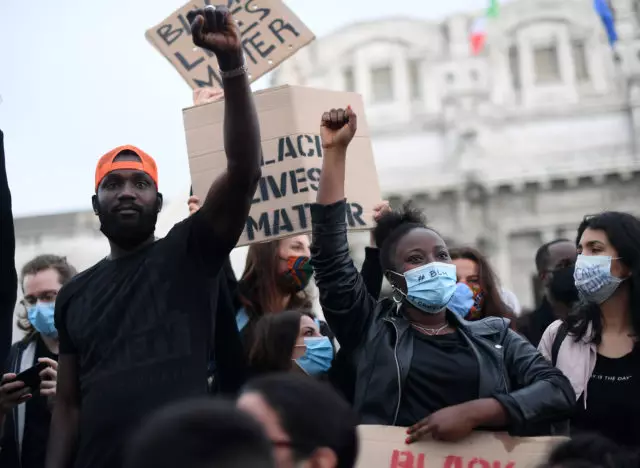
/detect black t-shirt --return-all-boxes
[21,337,58,468]
[572,350,640,448]
[396,329,479,427]
[55,213,230,468]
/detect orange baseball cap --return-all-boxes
[95,145,159,191]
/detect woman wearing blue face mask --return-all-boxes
[0,254,77,468]
[311,107,574,443]
[539,212,640,448]
[248,310,333,378]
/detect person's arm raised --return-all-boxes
[311,108,376,350]
[187,6,262,249]
[0,130,17,368]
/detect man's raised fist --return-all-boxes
[187,5,243,68]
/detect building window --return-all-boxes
[408,59,422,99]
[371,65,394,102]
[534,45,561,84]
[509,45,521,91]
[572,41,589,82]
[343,67,355,92]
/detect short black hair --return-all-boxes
[373,202,432,272]
[542,433,639,468]
[20,254,77,291]
[243,373,358,468]
[535,239,571,273]
[124,398,275,468]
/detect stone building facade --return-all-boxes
[270,0,640,310]
[10,0,640,342]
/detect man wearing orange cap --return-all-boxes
[46,6,261,468]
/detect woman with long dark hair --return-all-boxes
[539,211,640,447]
[236,236,315,342]
[249,310,333,377]
[448,247,517,325]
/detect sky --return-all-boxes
[0,0,492,217]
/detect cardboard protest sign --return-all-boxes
[183,85,382,246]
[146,0,315,89]
[356,425,566,468]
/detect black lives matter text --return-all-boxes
[245,202,367,242]
[155,0,302,88]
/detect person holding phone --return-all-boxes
[0,254,77,468]
[310,106,574,441]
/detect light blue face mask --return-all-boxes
[447,282,475,319]
[574,254,625,304]
[27,302,58,338]
[395,262,457,314]
[295,336,333,376]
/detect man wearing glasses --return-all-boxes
[0,255,77,468]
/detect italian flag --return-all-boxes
[470,0,499,55]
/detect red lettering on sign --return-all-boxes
[443,456,462,468]
[390,450,426,468]
[468,459,491,468]
[442,456,517,468]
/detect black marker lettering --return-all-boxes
[297,134,315,157]
[157,24,183,46]
[245,0,270,20]
[175,52,205,71]
[273,209,294,236]
[244,31,276,60]
[291,204,310,229]
[268,19,300,44]
[193,65,223,88]
[294,168,308,193]
[346,203,366,227]
[307,167,322,191]
[246,211,272,241]
[278,136,297,161]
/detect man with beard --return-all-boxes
[45,6,261,468]
[518,239,579,346]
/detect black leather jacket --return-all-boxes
[311,201,574,431]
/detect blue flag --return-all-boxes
[594,0,618,46]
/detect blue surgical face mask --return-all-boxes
[448,282,475,319]
[574,254,625,304]
[27,302,58,338]
[294,336,333,376]
[394,262,457,314]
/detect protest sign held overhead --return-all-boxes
[146,0,315,89]
[183,85,382,246]
[356,426,566,468]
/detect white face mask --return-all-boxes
[574,254,625,304]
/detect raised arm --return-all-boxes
[0,130,17,368]
[311,108,376,350]
[187,6,261,248]
[359,202,390,300]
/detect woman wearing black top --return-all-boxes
[539,212,640,448]
[311,106,574,442]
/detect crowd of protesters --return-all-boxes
[0,5,639,468]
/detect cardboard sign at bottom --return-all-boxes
[356,426,566,468]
